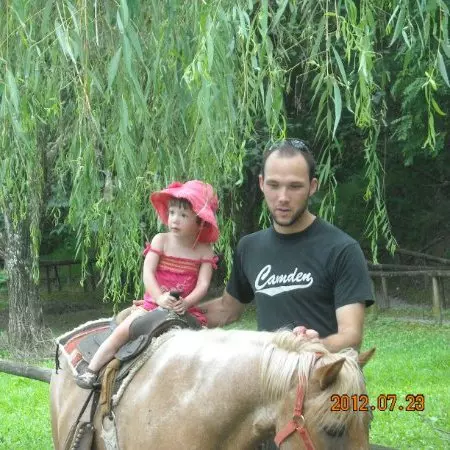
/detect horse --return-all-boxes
[50,327,375,449]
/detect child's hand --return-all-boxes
[132,299,144,307]
[157,292,177,309]
[172,298,187,315]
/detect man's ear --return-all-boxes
[309,177,318,196]
[259,174,264,192]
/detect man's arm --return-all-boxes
[320,302,365,351]
[201,289,246,328]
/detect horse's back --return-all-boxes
[112,328,265,449]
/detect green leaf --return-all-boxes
[120,0,129,28]
[431,98,446,116]
[442,40,450,59]
[332,79,342,137]
[127,27,144,63]
[259,0,268,37]
[123,35,132,76]
[437,51,450,87]
[332,47,348,85]
[54,20,76,65]
[389,3,406,47]
[108,47,122,90]
[6,68,19,114]
[311,16,326,59]
[116,10,124,34]
[206,18,214,71]
[265,82,273,125]
[271,0,288,29]
[437,0,449,14]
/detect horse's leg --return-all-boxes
[88,309,146,373]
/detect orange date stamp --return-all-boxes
[330,394,425,412]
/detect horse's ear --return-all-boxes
[358,347,376,368]
[314,358,346,390]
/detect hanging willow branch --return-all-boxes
[1,0,448,304]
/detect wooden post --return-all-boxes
[89,261,96,290]
[370,278,379,318]
[431,276,443,324]
[381,276,389,308]
[46,265,51,293]
[54,264,61,290]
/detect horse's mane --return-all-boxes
[261,330,366,430]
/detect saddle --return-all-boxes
[76,308,201,383]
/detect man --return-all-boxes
[204,138,374,352]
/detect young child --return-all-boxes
[76,180,219,389]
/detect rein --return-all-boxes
[274,352,323,449]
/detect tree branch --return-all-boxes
[0,359,52,383]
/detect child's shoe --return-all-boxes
[75,369,98,389]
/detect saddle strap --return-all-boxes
[64,390,100,450]
[100,358,121,419]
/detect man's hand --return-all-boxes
[293,326,320,340]
[202,290,245,327]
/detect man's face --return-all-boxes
[259,151,318,231]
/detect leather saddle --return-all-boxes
[76,308,201,382]
[64,308,201,450]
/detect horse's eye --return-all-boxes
[323,424,345,438]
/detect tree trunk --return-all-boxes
[3,211,44,349]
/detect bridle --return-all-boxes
[274,353,323,449]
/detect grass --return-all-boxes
[363,316,449,449]
[0,292,449,449]
[0,371,52,449]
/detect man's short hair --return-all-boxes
[261,139,316,181]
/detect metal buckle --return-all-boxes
[292,414,305,429]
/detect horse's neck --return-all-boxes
[153,329,279,448]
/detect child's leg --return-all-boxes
[87,308,147,373]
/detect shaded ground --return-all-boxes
[1,276,448,340]
[0,281,226,343]
[0,283,114,354]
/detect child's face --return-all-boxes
[167,204,200,239]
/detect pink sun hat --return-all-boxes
[150,180,219,243]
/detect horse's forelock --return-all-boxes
[260,331,329,401]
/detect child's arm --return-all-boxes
[178,261,213,311]
[143,234,177,309]
[173,246,215,314]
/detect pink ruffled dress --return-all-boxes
[142,244,218,326]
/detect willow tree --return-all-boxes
[1,0,448,348]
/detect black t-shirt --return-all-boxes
[226,218,374,336]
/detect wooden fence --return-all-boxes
[368,248,450,324]
[40,259,97,293]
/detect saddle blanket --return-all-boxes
[56,318,114,376]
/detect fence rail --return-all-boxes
[368,263,449,323]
